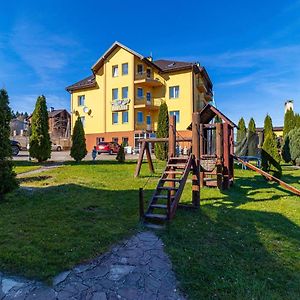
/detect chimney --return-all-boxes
[50,107,54,112]
[284,100,294,114]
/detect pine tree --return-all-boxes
[154,101,169,160]
[283,108,295,137]
[281,134,291,163]
[294,113,300,128]
[289,128,300,165]
[237,117,247,143]
[0,89,18,199]
[261,115,281,178]
[247,118,258,156]
[29,95,51,162]
[70,117,87,162]
[116,144,125,163]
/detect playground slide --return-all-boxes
[233,155,300,197]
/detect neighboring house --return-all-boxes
[256,126,284,139]
[28,108,71,139]
[10,118,29,136]
[66,41,213,150]
[48,108,71,138]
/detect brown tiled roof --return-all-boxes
[48,109,70,118]
[66,75,96,92]
[153,59,194,72]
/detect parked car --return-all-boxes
[51,143,63,151]
[11,140,21,156]
[96,142,120,155]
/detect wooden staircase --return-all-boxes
[143,155,193,226]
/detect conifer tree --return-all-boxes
[261,115,281,178]
[70,117,87,162]
[294,113,300,128]
[281,134,291,163]
[29,95,51,162]
[289,128,300,165]
[237,117,247,143]
[283,108,295,137]
[0,89,18,199]
[247,118,258,156]
[154,101,169,160]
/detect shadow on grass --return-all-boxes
[161,174,300,299]
[18,175,52,184]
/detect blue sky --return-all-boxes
[1,0,300,126]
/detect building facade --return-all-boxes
[66,41,213,150]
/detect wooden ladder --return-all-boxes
[143,155,193,225]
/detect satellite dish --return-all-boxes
[83,106,89,114]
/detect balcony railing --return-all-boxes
[134,72,163,87]
[134,97,161,108]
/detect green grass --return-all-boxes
[13,161,42,174]
[0,160,299,299]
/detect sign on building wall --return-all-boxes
[111,99,130,111]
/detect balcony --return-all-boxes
[134,72,163,87]
[135,122,157,132]
[134,97,161,110]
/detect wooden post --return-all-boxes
[223,123,230,189]
[192,112,200,207]
[139,188,144,221]
[145,142,154,174]
[229,127,234,185]
[169,115,176,158]
[216,123,223,190]
[134,141,146,177]
[167,190,171,220]
[199,123,204,188]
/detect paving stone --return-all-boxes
[0,231,184,299]
[108,265,135,281]
[53,270,71,286]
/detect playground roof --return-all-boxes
[187,104,238,130]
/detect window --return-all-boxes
[96,137,105,144]
[137,111,144,124]
[112,137,118,143]
[122,111,128,123]
[122,63,128,75]
[146,68,151,78]
[137,87,144,99]
[169,86,180,99]
[170,111,180,123]
[122,87,128,99]
[122,137,129,146]
[137,64,143,75]
[112,88,118,100]
[146,115,151,125]
[146,92,151,103]
[112,112,118,124]
[80,116,85,127]
[112,65,118,77]
[78,95,85,106]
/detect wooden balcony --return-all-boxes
[196,81,207,93]
[134,72,163,87]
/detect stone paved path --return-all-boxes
[0,232,185,300]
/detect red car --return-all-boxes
[96,142,120,155]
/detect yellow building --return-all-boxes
[66,41,213,150]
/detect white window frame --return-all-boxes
[170,110,180,123]
[112,65,118,77]
[112,88,118,100]
[112,112,118,124]
[122,87,128,99]
[122,111,129,124]
[122,63,128,75]
[169,86,180,99]
[78,95,85,106]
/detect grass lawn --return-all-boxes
[0,160,299,299]
[13,161,42,174]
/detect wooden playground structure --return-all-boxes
[136,103,300,226]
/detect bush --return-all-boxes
[116,144,125,163]
[0,89,18,198]
[262,133,282,178]
[289,128,300,165]
[154,101,169,161]
[29,95,51,162]
[70,117,87,162]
